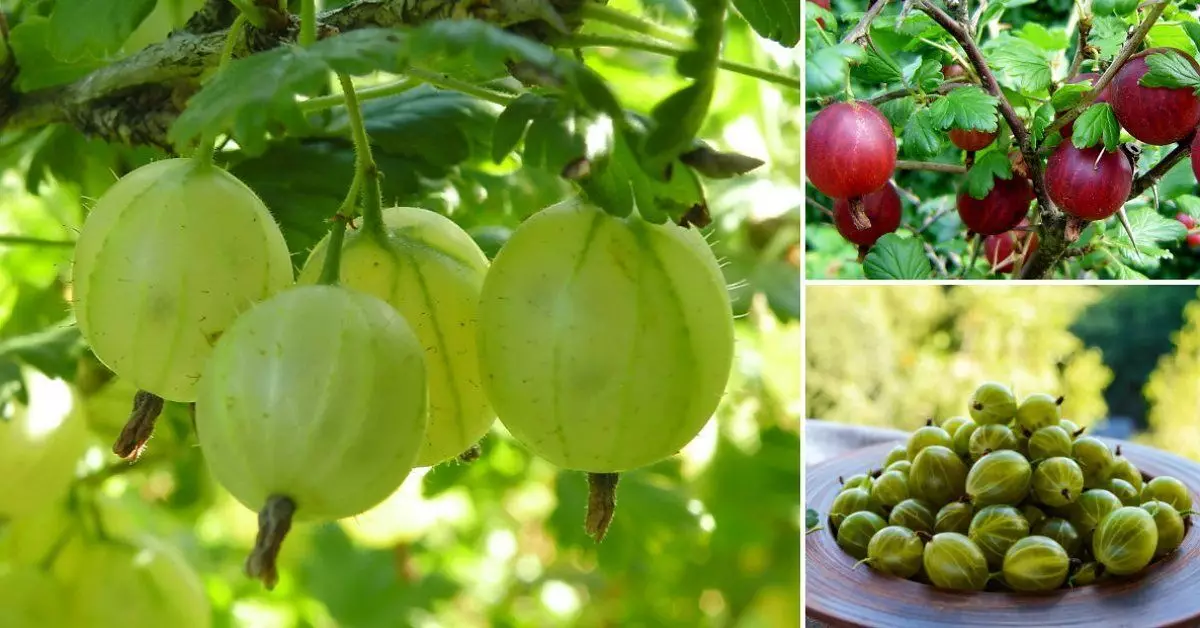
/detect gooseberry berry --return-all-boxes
[950,127,999,152]
[1111,48,1200,146]
[1002,535,1070,592]
[1034,517,1083,557]
[1028,425,1073,461]
[840,473,872,492]
[0,370,88,520]
[1142,475,1192,511]
[478,200,735,473]
[808,0,831,28]
[984,220,1039,275]
[806,101,897,203]
[871,470,911,509]
[909,445,968,507]
[942,64,967,80]
[1092,506,1158,575]
[195,285,428,588]
[1045,144,1132,221]
[837,511,887,560]
[0,568,69,627]
[863,525,925,578]
[883,445,908,468]
[834,183,902,247]
[969,381,1018,424]
[1072,436,1115,488]
[941,416,971,439]
[1108,478,1140,507]
[1022,503,1047,529]
[886,460,912,476]
[829,487,879,528]
[72,158,293,402]
[65,538,211,628]
[952,420,979,458]
[1060,419,1083,438]
[968,423,1018,461]
[969,504,1031,568]
[966,450,1032,506]
[935,501,975,535]
[923,532,989,591]
[1141,500,1186,558]
[1069,488,1123,540]
[1105,458,1145,493]
[1031,457,1084,508]
[1015,392,1062,433]
[957,176,1034,236]
[889,498,936,534]
[907,424,954,460]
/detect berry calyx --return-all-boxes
[834,182,902,247]
[1111,48,1200,146]
[984,219,1039,274]
[806,101,897,228]
[957,176,1034,236]
[1045,143,1133,221]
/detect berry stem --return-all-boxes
[298,78,421,114]
[585,472,620,542]
[405,67,516,105]
[338,72,385,240]
[111,390,164,460]
[246,495,296,590]
[578,4,689,45]
[299,0,317,47]
[193,14,248,165]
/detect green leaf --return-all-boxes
[47,0,157,62]
[907,57,943,92]
[1090,16,1129,59]
[1031,102,1055,142]
[901,107,943,159]
[1104,207,1187,261]
[492,93,553,163]
[0,321,83,382]
[879,96,916,128]
[1146,23,1199,58]
[863,234,933,279]
[8,17,105,92]
[732,0,800,47]
[964,150,1012,199]
[1140,50,1200,91]
[982,34,1052,92]
[805,44,867,97]
[806,508,820,530]
[1071,103,1120,151]
[1051,83,1091,112]
[854,48,905,84]
[1018,23,1070,51]
[1176,195,1200,218]
[927,86,999,131]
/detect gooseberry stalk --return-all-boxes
[194,14,248,165]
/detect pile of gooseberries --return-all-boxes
[827,381,1195,592]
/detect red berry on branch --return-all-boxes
[957,176,1034,236]
[1111,49,1200,146]
[984,219,1039,274]
[1045,143,1132,221]
[949,128,999,152]
[834,183,902,247]
[806,101,897,200]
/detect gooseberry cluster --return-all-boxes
[828,381,1195,592]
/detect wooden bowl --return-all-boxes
[806,438,1200,627]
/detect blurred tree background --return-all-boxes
[807,286,1200,458]
[0,0,802,625]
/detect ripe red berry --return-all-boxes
[1045,143,1132,221]
[1059,73,1110,137]
[957,176,1034,236]
[1176,213,1200,248]
[834,183,901,247]
[806,101,897,200]
[809,0,831,27]
[949,128,999,151]
[1111,48,1200,146]
[942,64,967,80]
[984,219,1039,274]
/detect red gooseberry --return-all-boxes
[1110,48,1200,145]
[1176,213,1200,249]
[806,101,897,202]
[1045,143,1132,221]
[942,64,967,80]
[949,128,999,152]
[834,183,902,247]
[957,176,1034,236]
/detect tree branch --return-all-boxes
[1067,14,1092,78]
[843,0,892,45]
[867,78,970,106]
[896,159,967,173]
[1129,138,1193,199]
[0,0,582,149]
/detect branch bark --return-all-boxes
[895,159,967,173]
[0,0,583,149]
[867,78,970,106]
[843,0,892,45]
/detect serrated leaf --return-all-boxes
[1184,21,1200,54]
[1105,257,1148,279]
[1051,83,1091,112]
[1070,103,1120,151]
[1146,23,1199,58]
[1090,16,1128,60]
[47,0,157,62]
[1031,102,1054,141]
[854,48,904,84]
[732,0,799,46]
[907,57,943,92]
[879,96,916,128]
[928,87,999,131]
[864,234,933,279]
[8,17,104,92]
[982,34,1052,92]
[1104,207,1187,259]
[1140,50,1200,90]
[805,44,868,97]
[901,107,942,159]
[1018,23,1069,51]
[964,150,1012,199]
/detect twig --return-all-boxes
[843,0,893,45]
[1043,1,1168,141]
[1068,14,1092,79]
[0,234,74,247]
[868,79,970,106]
[914,206,952,233]
[923,240,950,277]
[896,160,968,174]
[1129,138,1193,199]
[808,197,835,219]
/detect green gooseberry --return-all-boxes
[934,501,974,535]
[969,382,1017,426]
[1068,489,1123,540]
[968,424,1018,461]
[966,450,1031,506]
[1002,535,1070,592]
[1107,478,1139,507]
[829,487,880,528]
[1021,503,1046,529]
[1014,432,1031,459]
[907,425,954,461]
[1034,517,1082,557]
[886,460,912,476]
[1104,457,1144,493]
[1059,419,1082,438]
[909,446,968,507]
[1142,476,1192,512]
[840,473,872,492]
[923,532,989,591]
[1092,506,1158,576]
[1015,392,1062,433]
[1141,500,1186,558]
[1072,437,1114,488]
[941,416,970,439]
[1028,425,1073,461]
[889,498,936,535]
[837,511,887,560]
[1070,561,1104,586]
[862,525,925,578]
[968,504,1030,568]
[1031,457,1084,508]
[871,470,910,509]
[883,445,908,468]
[952,421,978,458]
